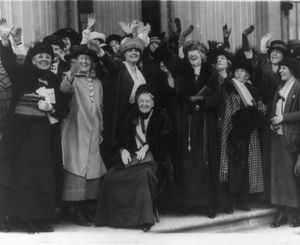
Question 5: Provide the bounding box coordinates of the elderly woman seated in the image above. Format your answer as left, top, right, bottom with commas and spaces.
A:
94, 84, 173, 231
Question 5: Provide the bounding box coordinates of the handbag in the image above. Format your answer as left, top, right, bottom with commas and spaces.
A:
124, 151, 154, 168
14, 93, 46, 117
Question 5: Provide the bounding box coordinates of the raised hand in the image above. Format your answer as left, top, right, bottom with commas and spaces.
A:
119, 21, 132, 34
87, 39, 104, 57
0, 18, 11, 45
243, 25, 255, 36
260, 33, 272, 53
174, 18, 182, 35
143, 23, 151, 36
81, 29, 90, 45
208, 40, 218, 51
223, 24, 231, 39
87, 13, 96, 30
70, 60, 81, 77
11, 27, 22, 45
31, 29, 42, 47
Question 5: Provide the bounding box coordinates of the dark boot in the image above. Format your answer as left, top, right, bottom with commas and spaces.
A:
207, 206, 216, 219
236, 194, 250, 211
72, 202, 92, 226
271, 207, 287, 228
287, 207, 300, 228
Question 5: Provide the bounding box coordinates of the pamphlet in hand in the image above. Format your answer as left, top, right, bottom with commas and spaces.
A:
190, 85, 212, 102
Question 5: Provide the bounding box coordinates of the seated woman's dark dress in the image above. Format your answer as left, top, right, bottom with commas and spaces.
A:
94, 105, 173, 229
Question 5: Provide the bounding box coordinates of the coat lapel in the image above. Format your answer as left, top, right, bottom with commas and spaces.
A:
284, 80, 299, 113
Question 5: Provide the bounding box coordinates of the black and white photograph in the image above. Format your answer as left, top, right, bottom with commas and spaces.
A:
1, 0, 300, 244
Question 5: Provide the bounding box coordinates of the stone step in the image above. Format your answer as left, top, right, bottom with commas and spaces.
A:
152, 207, 277, 233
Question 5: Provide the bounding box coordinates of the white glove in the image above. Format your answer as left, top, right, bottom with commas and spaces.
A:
38, 100, 53, 112
135, 144, 149, 161
260, 33, 271, 53
81, 29, 90, 45
121, 149, 131, 165
244, 49, 253, 60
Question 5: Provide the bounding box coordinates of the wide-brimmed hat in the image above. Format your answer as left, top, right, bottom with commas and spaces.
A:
68, 45, 98, 63
53, 28, 81, 46
232, 59, 252, 74
287, 39, 300, 51
106, 34, 122, 45
279, 57, 300, 79
27, 42, 54, 60
208, 48, 233, 65
120, 37, 145, 54
292, 46, 300, 61
267, 40, 288, 57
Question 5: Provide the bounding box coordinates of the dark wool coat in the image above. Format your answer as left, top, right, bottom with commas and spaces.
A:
94, 107, 173, 228
163, 60, 220, 208
0, 46, 63, 219
219, 80, 266, 195
271, 80, 300, 153
251, 52, 282, 201
141, 47, 161, 93
100, 54, 136, 143
270, 79, 300, 207
112, 107, 174, 183
99, 53, 148, 166
0, 43, 14, 137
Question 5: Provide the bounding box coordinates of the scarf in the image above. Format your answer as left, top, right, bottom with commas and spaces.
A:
124, 61, 146, 104
219, 89, 266, 193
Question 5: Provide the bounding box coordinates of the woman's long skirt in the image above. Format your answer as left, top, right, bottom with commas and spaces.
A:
94, 162, 158, 228
0, 116, 56, 219
271, 132, 300, 208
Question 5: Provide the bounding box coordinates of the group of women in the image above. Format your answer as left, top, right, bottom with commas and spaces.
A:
1, 15, 300, 233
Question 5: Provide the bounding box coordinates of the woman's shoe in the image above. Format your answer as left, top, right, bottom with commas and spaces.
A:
271, 213, 287, 228
236, 203, 250, 211
289, 216, 300, 228
207, 207, 216, 219
142, 224, 151, 232
0, 217, 10, 232
82, 206, 94, 223
72, 209, 92, 227
37, 221, 55, 232
25, 219, 39, 234
223, 206, 234, 214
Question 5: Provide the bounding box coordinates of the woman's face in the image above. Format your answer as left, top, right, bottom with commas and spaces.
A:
124, 48, 140, 64
77, 54, 92, 73
270, 49, 283, 65
31, 53, 52, 70
216, 55, 229, 71
63, 37, 71, 52
149, 41, 159, 53
51, 44, 64, 62
187, 50, 202, 67
137, 93, 154, 114
234, 68, 249, 82
279, 65, 293, 81
109, 40, 120, 54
